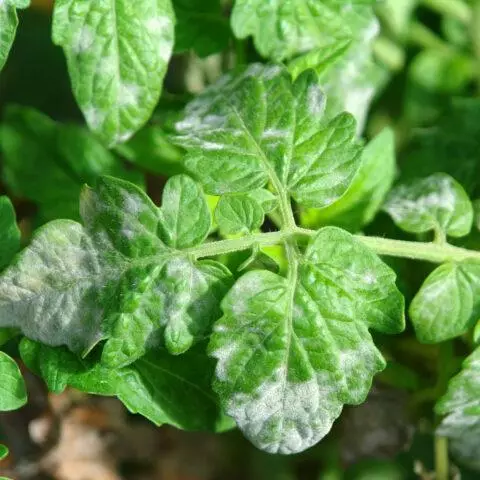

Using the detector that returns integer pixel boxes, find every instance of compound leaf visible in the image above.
[384,173,473,238]
[0,0,30,71]
[20,338,227,431]
[210,227,404,454]
[436,346,480,470]
[0,351,27,411]
[410,261,480,343]
[215,194,264,235]
[52,0,175,146]
[0,176,231,366]
[174,64,362,209]
[0,197,20,271]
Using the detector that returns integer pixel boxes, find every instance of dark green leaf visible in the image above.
[173,0,230,57]
[0,197,20,270]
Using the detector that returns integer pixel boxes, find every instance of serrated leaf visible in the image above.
[384,173,473,238]
[173,0,230,57]
[301,127,396,231]
[436,346,480,470]
[174,64,362,209]
[231,0,376,62]
[210,227,404,454]
[0,0,30,71]
[0,106,144,222]
[0,197,20,271]
[410,261,480,343]
[215,194,264,235]
[0,351,27,411]
[52,0,175,146]
[247,189,278,214]
[20,339,230,431]
[0,176,232,366]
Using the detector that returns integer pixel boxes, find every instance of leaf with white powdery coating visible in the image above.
[410,261,480,343]
[0,0,30,71]
[174,64,362,209]
[436,346,480,470]
[0,351,27,411]
[384,173,473,238]
[231,0,376,62]
[52,0,175,146]
[0,175,231,366]
[210,227,404,454]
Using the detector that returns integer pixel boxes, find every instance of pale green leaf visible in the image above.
[158,175,211,248]
[0,197,20,270]
[20,339,230,431]
[0,351,27,411]
[247,189,278,214]
[410,261,480,343]
[231,0,376,62]
[210,227,404,454]
[384,173,473,238]
[52,0,175,146]
[0,176,232,366]
[173,0,230,57]
[174,64,362,209]
[0,0,29,71]
[0,106,144,222]
[436,346,480,470]
[215,194,264,235]
[300,127,396,231]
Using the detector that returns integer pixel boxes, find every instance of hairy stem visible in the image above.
[186,227,480,263]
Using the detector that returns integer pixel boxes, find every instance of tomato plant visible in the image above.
[1,0,480,478]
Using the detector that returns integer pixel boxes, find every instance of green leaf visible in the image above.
[384,173,473,238]
[158,175,211,248]
[52,0,175,146]
[376,0,417,39]
[0,351,27,411]
[114,124,185,176]
[173,0,230,57]
[247,189,278,214]
[0,0,30,71]
[231,0,376,62]
[215,194,264,235]
[0,444,8,461]
[400,98,480,196]
[300,127,396,231]
[0,106,144,222]
[436,346,480,470]
[210,227,404,454]
[0,176,232,366]
[20,339,229,431]
[0,197,20,271]
[174,64,362,209]
[410,261,480,343]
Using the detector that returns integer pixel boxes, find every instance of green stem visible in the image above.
[373,36,405,71]
[435,436,449,480]
[408,21,452,51]
[421,0,471,24]
[185,227,480,263]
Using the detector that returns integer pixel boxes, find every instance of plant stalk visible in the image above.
[421,0,471,24]
[185,227,480,263]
